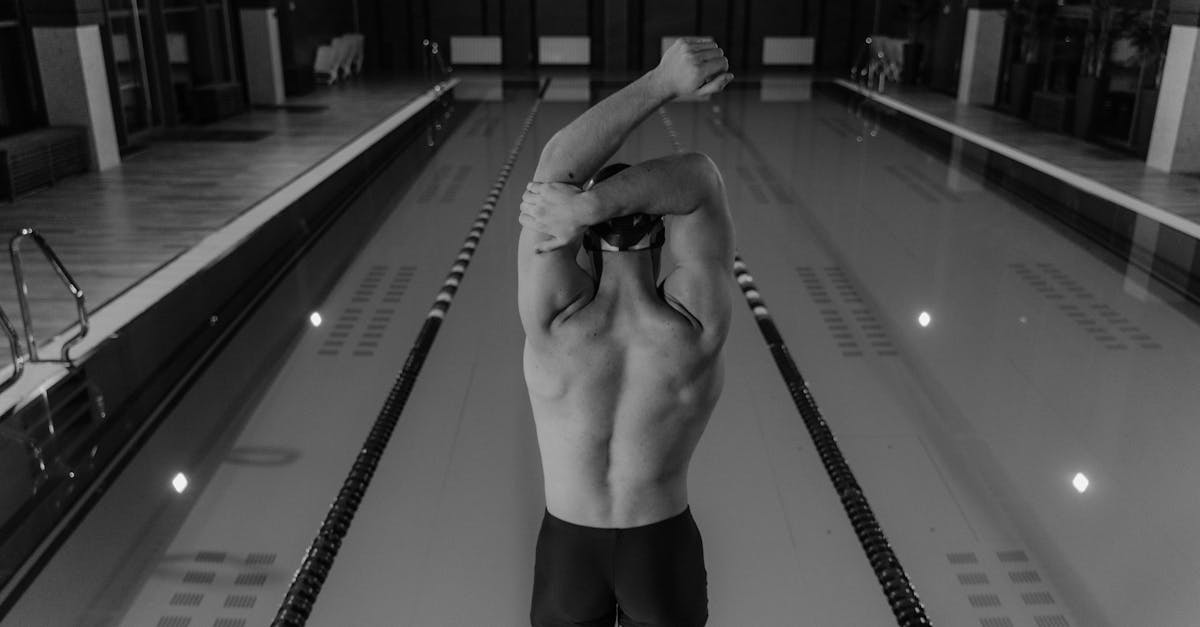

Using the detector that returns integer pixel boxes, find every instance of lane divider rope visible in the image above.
[272,88,546,626]
[658,106,932,627]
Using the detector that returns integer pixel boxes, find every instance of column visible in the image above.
[239,8,286,106]
[32,25,121,171]
[1147,25,1200,173]
[956,9,1006,106]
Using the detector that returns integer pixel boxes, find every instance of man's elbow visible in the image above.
[534,135,584,184]
[532,141,561,182]
[682,152,726,202]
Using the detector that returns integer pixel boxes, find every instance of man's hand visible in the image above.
[520,182,600,253]
[651,37,734,99]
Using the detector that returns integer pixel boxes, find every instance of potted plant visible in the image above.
[896,0,940,84]
[1123,1,1169,153]
[1006,0,1055,117]
[1074,0,1142,138]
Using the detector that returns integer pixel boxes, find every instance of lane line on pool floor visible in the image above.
[658,105,932,627]
[272,86,547,627]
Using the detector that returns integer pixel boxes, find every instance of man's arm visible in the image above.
[532,37,732,187]
[518,39,732,336]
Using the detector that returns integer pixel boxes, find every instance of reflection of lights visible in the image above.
[172,473,189,494]
[1072,472,1090,494]
[918,311,932,328]
[310,312,323,327]
[1019,316,1028,324]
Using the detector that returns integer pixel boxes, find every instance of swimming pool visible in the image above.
[5,75,1197,627]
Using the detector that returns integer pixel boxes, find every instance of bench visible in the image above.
[0,127,89,202]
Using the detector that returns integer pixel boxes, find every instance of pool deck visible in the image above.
[834,78,1200,237]
[0,77,449,384]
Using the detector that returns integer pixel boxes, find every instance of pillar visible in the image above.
[957,9,1006,105]
[1147,25,1200,173]
[240,8,286,106]
[32,25,120,171]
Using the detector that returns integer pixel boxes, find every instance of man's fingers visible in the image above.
[537,238,570,254]
[695,72,734,96]
[699,56,730,77]
[694,48,725,62]
[522,190,542,206]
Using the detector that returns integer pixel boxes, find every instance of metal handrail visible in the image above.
[10,228,88,364]
[432,41,452,79]
[422,38,453,86]
[0,303,23,392]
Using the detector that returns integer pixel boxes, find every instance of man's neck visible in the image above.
[595,253,658,299]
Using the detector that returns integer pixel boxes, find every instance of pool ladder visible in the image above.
[0,228,89,392]
[422,38,453,87]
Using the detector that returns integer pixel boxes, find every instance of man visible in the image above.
[517,37,735,627]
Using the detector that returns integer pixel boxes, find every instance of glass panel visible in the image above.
[207,1,234,83]
[109,1,159,135]
[110,13,148,133]
[164,7,198,121]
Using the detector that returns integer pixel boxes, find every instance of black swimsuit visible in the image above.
[530,507,708,627]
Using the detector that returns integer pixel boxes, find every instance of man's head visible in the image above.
[582,163,666,254]
[581,163,665,284]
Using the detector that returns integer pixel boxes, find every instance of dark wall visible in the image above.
[815,0,881,75]
[536,0,589,35]
[22,0,105,26]
[0,0,45,136]
[294,0,953,76]
[270,0,355,69]
[1171,0,1200,25]
[639,0,698,69]
[927,1,967,94]
[344,0,828,73]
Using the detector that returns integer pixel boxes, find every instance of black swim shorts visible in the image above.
[530,506,708,627]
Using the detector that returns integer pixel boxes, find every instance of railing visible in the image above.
[421,39,455,146]
[422,38,453,87]
[9,228,88,367]
[0,304,22,392]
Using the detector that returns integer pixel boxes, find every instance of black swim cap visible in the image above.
[584,163,632,189]
[582,163,666,252]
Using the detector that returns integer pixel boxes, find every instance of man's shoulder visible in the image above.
[539,297,716,352]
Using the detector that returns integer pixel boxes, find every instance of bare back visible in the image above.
[524,291,724,528]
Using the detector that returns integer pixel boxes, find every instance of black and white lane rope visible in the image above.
[659,106,932,627]
[272,94,544,627]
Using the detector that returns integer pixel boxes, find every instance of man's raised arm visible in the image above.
[517,38,731,335]
[533,38,732,186]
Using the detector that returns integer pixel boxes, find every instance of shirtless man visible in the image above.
[517,38,735,627]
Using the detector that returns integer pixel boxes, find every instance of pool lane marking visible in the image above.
[272,83,548,627]
[658,106,932,627]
